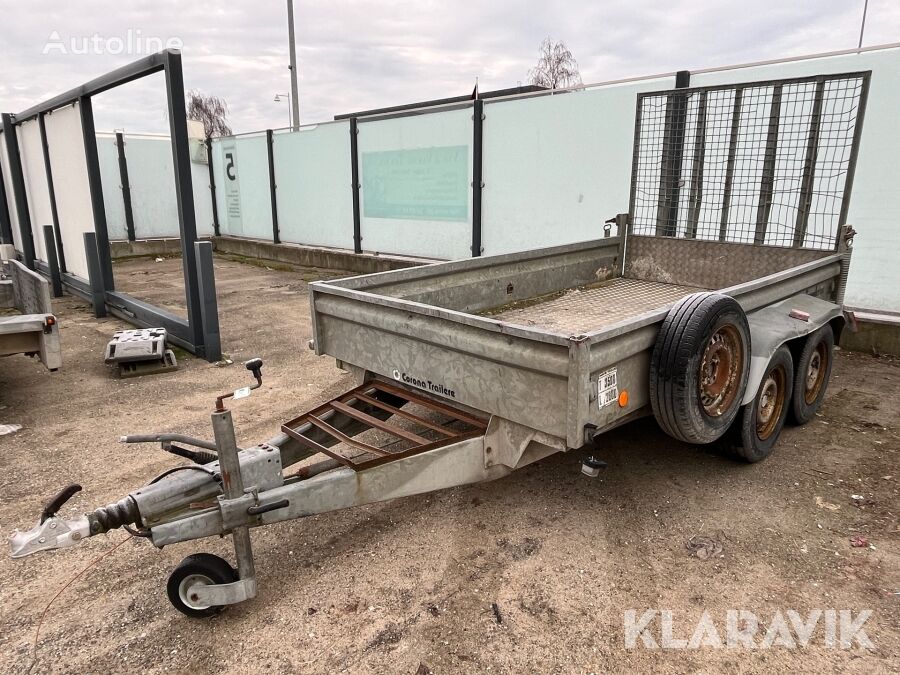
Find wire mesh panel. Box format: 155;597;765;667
629;72;869;250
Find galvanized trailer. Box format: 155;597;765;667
8;70;868;617
307;232;849;452
0;259;61;372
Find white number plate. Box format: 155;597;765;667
597;368;619;408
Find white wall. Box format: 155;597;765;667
357;108;473;259
97;133;128;241
44;102;94;279
272;121;352;249
481;79;670;255
0;131;23;252
17;119;52;261
98;132;215;241
211;133;272;240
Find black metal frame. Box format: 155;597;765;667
5;50;220;361
42;225;62;298
38;113;67;271
266;129;280;244
206;136;220;236
471;99;484;257
334;84;545;121
0;130;15;246
349;118;362;254
1;113;36;268
115;131;136;242
655;70;690;237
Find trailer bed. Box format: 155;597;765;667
482;278;705;334
310;236;845;448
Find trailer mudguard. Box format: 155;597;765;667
742;294;844;406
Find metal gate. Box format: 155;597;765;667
628;71;870;251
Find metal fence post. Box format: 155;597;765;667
753;85;782;245
685;90;707;240
266;129;280;244
194;240;221;362
1;112;36;268
835;73;870;250
349;118;362;253
718;87;744;241
0;131;13;246
793;77;826;248
206;136;220;237
43;225;62;297
38;113;67;272
115;131;136;242
655;70;690;237
79;97;115;289
83;231;107;318
471;99;484;257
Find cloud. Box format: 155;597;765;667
0;0;897;134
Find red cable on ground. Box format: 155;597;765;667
30;534;134;664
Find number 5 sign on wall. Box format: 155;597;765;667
221;140;242;234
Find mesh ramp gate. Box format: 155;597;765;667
282;381;488;471
628;71;870;251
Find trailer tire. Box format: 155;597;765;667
790;324;834;425
734;345;794;462
650;292;750;444
167;553;237;618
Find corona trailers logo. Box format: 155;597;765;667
391;369;456;398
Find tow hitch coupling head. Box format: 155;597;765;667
9;515;91;558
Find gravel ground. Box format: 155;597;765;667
0;254;896;674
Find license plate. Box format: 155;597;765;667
598;368;619;408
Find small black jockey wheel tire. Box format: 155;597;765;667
167;553;237;618
790;324;835;425
650;292;751;444
735;345;794;462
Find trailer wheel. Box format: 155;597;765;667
166;553;237;618
734;345;794;462
650;292;750;444
790;324;834;425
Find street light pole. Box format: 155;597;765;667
286;0;300;130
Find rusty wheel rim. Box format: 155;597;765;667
804;341;828;404
699;325;743;417
756;364;786;440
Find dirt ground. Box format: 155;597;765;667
0;254;897;674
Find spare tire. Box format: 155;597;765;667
650;292;751;444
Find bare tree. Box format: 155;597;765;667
186;90;232;137
527;38;582;90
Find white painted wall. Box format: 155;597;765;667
98;132;215;241
356;108;473;259
16;119;52;261
272;121;352;249
43;102;94;279
0;131;23;252
97;133;128;241
211;133;272;240
481;79;670;255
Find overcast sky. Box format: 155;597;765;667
1;0;898;134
